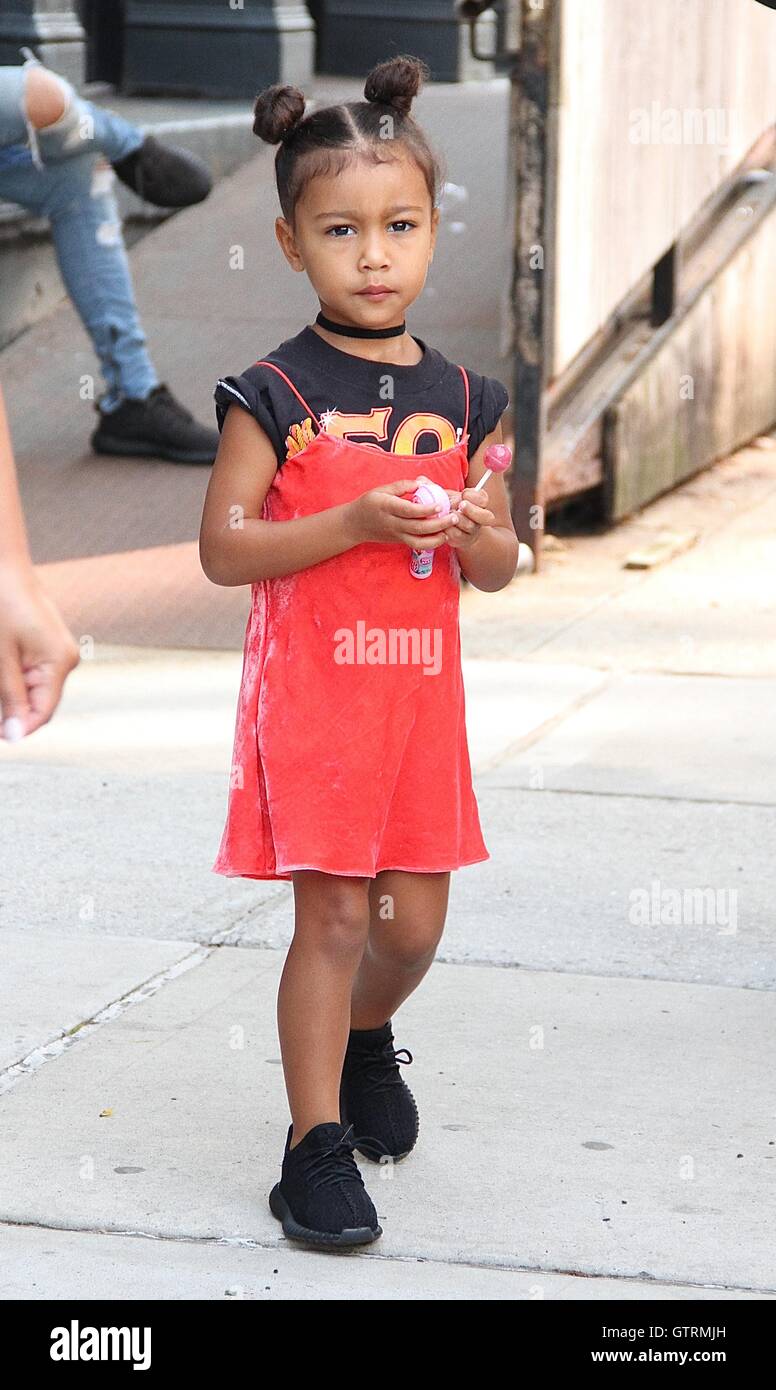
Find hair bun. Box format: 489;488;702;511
363;54;429;119
252;83;306;144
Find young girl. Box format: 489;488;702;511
199;53;518;1251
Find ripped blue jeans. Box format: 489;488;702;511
0;49;158;411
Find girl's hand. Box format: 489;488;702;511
443;487;496;551
347;478;459;550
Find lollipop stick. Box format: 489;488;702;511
462;445;512;509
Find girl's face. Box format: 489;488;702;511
276;152;439;327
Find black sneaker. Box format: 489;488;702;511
112;134;212;208
339;1020;420;1164
90;384;219;464
269;1120;383;1249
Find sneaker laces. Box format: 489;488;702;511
349;1042;413;1097
301;1124;374;1191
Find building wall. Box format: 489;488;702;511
552;0;776;377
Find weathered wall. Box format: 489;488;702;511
553;0;776;377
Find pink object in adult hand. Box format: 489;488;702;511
471;443;512;492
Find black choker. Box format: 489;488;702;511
315;310;406;339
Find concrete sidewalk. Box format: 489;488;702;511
1;436;775;1298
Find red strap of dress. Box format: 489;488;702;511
253;361;323;430
459;361;470;437
253;358;470;440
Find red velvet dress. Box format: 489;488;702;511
212;360;489;881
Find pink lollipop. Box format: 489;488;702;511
470;443;512;492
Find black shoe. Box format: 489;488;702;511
269;1120;383;1250
339;1020;419;1164
112;134;212;209
90;384;219;464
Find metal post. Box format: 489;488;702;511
459;0;556;568
510;0;557;569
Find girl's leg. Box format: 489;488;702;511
280;870;372;1147
349;870;451;1028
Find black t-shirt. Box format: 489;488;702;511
213;324;509;469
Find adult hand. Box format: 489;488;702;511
0;566;80;741
0;383;80;741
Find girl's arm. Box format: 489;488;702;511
450;420;520;593
199;405;454;586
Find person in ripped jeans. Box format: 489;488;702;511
0;47;219;464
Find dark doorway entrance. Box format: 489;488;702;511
75;0;125;86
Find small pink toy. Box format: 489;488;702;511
470;443;512;493
407;478;451;580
